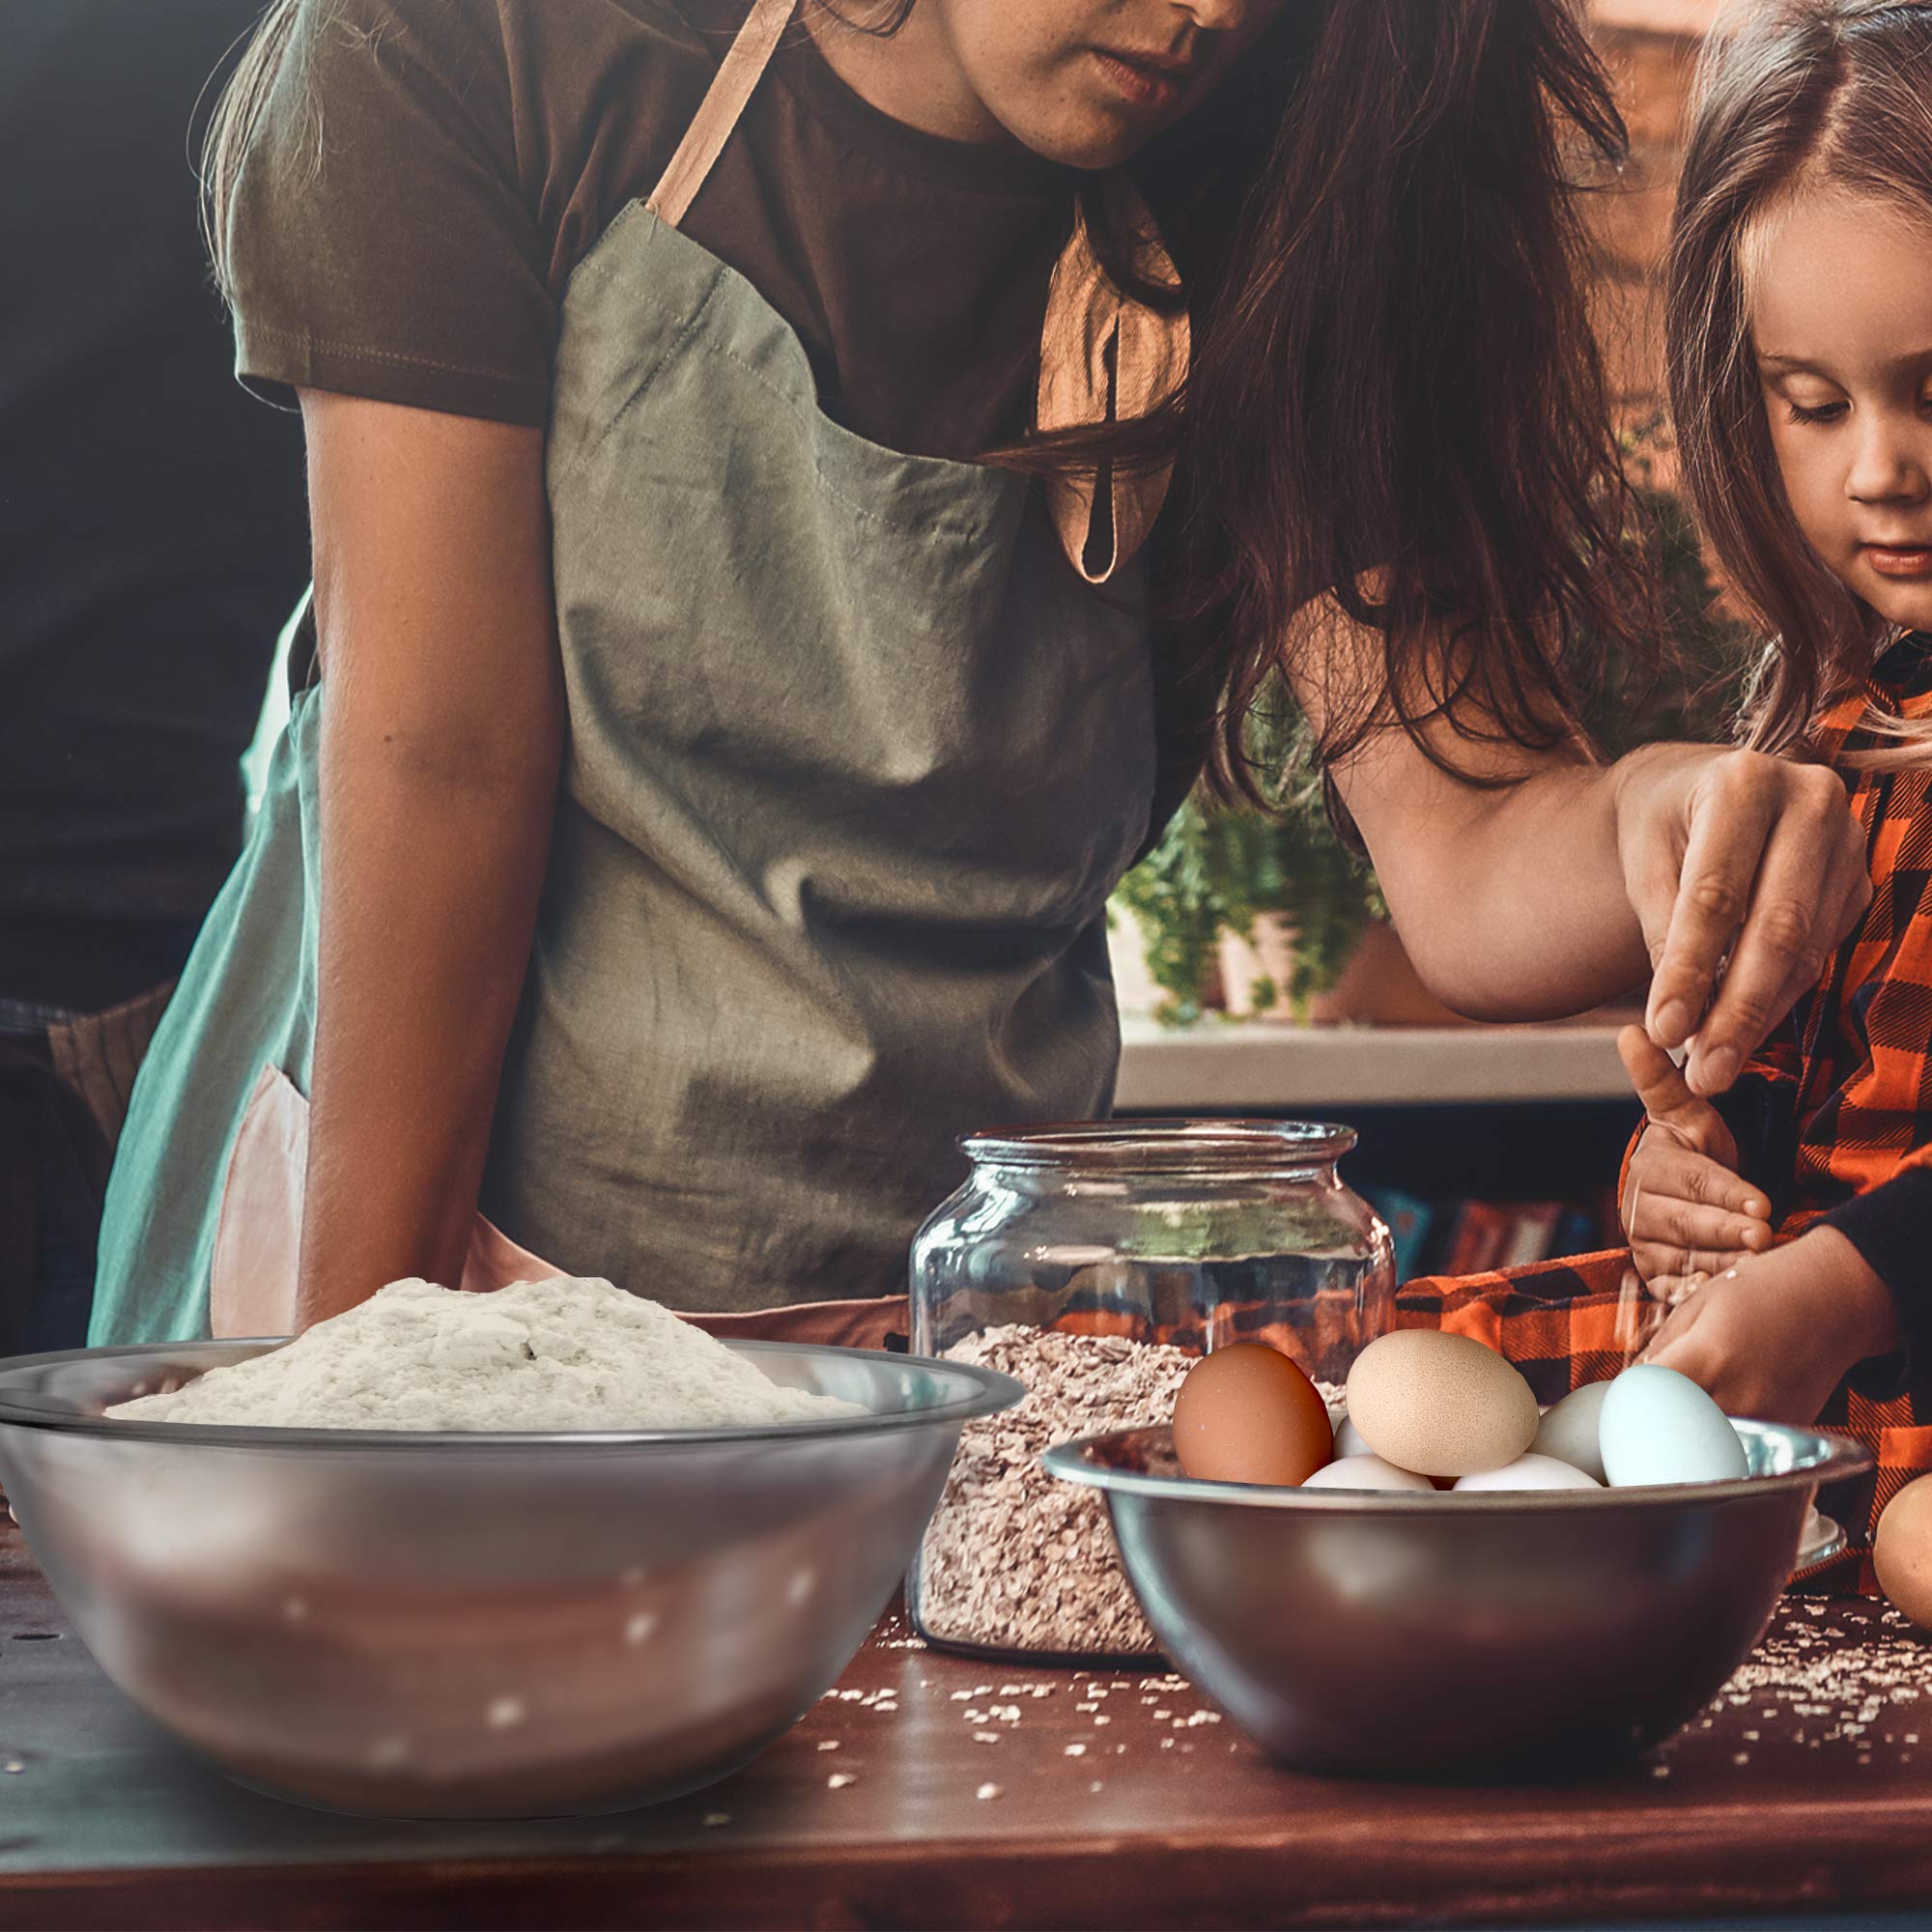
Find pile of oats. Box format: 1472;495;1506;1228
914;1323;1344;1659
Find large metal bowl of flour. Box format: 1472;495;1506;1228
0;1339;1020;1818
1046;1418;1871;1777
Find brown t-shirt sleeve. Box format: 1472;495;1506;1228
225;0;713;426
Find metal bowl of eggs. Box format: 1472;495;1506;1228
1043;1332;1873;1777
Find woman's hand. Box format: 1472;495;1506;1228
1640;1225;1901;1424
1612;746;1868;1097
1618;1026;1772;1297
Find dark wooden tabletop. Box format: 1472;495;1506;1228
6;1518;1932;1931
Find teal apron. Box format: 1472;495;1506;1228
91;0;1184;1340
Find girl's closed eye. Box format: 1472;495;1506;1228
1784;394;1848;426
1763;364;1850;426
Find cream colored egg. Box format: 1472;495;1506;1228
1875;1473;1932;1630
1300;1454;1436;1493
1453;1453;1603;1492
1345;1330;1539;1479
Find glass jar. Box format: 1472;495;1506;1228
907;1119;1394;1662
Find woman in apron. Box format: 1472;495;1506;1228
93;0;1872;1342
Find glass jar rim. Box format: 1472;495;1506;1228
960;1118;1356;1175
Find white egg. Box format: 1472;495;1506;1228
1333;1414;1372;1461
1530;1381;1611;1483
1599;1365;1749;1488
1453;1453;1603;1492
1300;1454;1436;1493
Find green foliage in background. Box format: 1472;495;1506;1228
1578;417;1755;758
1114;425;1754;1028
1113;677;1381;1027
1109;805;1227;1028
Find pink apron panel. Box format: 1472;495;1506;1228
208;1064;558;1338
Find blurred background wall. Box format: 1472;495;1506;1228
1585;0;1724;431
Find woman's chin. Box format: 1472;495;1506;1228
998;102;1159;172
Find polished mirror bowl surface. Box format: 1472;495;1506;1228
1045;1421;1872;1778
0;1339;1021;1818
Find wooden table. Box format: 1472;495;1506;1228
6;1519;1932;1930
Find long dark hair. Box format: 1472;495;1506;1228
1007;2;1649;802
1668;0;1932;770
205;1;1644;797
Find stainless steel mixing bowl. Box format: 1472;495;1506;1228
1045;1420;1872;1777
0;1339;1020;1818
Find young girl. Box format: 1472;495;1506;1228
1406;0;1932;1564
91;0;1865;1344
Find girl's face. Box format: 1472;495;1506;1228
1752;190;1932;633
915;0;1288;166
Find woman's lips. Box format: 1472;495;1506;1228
1863;543;1932;580
1091;48;1190;114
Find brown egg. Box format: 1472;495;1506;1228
1875;1473;1932;1630
1173;1344;1334;1487
1345;1329;1539;1479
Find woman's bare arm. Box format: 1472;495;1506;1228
1286;599;1869;1096
296;393;565;1325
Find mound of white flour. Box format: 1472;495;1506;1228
108;1276;866;1432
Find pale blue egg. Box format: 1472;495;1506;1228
1599;1365;1749;1487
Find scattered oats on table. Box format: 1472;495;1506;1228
914;1323;1345;1657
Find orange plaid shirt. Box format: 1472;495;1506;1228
1715;630;1932;1383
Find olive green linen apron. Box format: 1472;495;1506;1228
91;0;1182;1340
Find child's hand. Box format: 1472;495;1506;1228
1641;1226;1901;1423
1618;1025;1773;1297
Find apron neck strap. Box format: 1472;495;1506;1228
648;0;1189;584
1037;182;1189;584
648;0;796;229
